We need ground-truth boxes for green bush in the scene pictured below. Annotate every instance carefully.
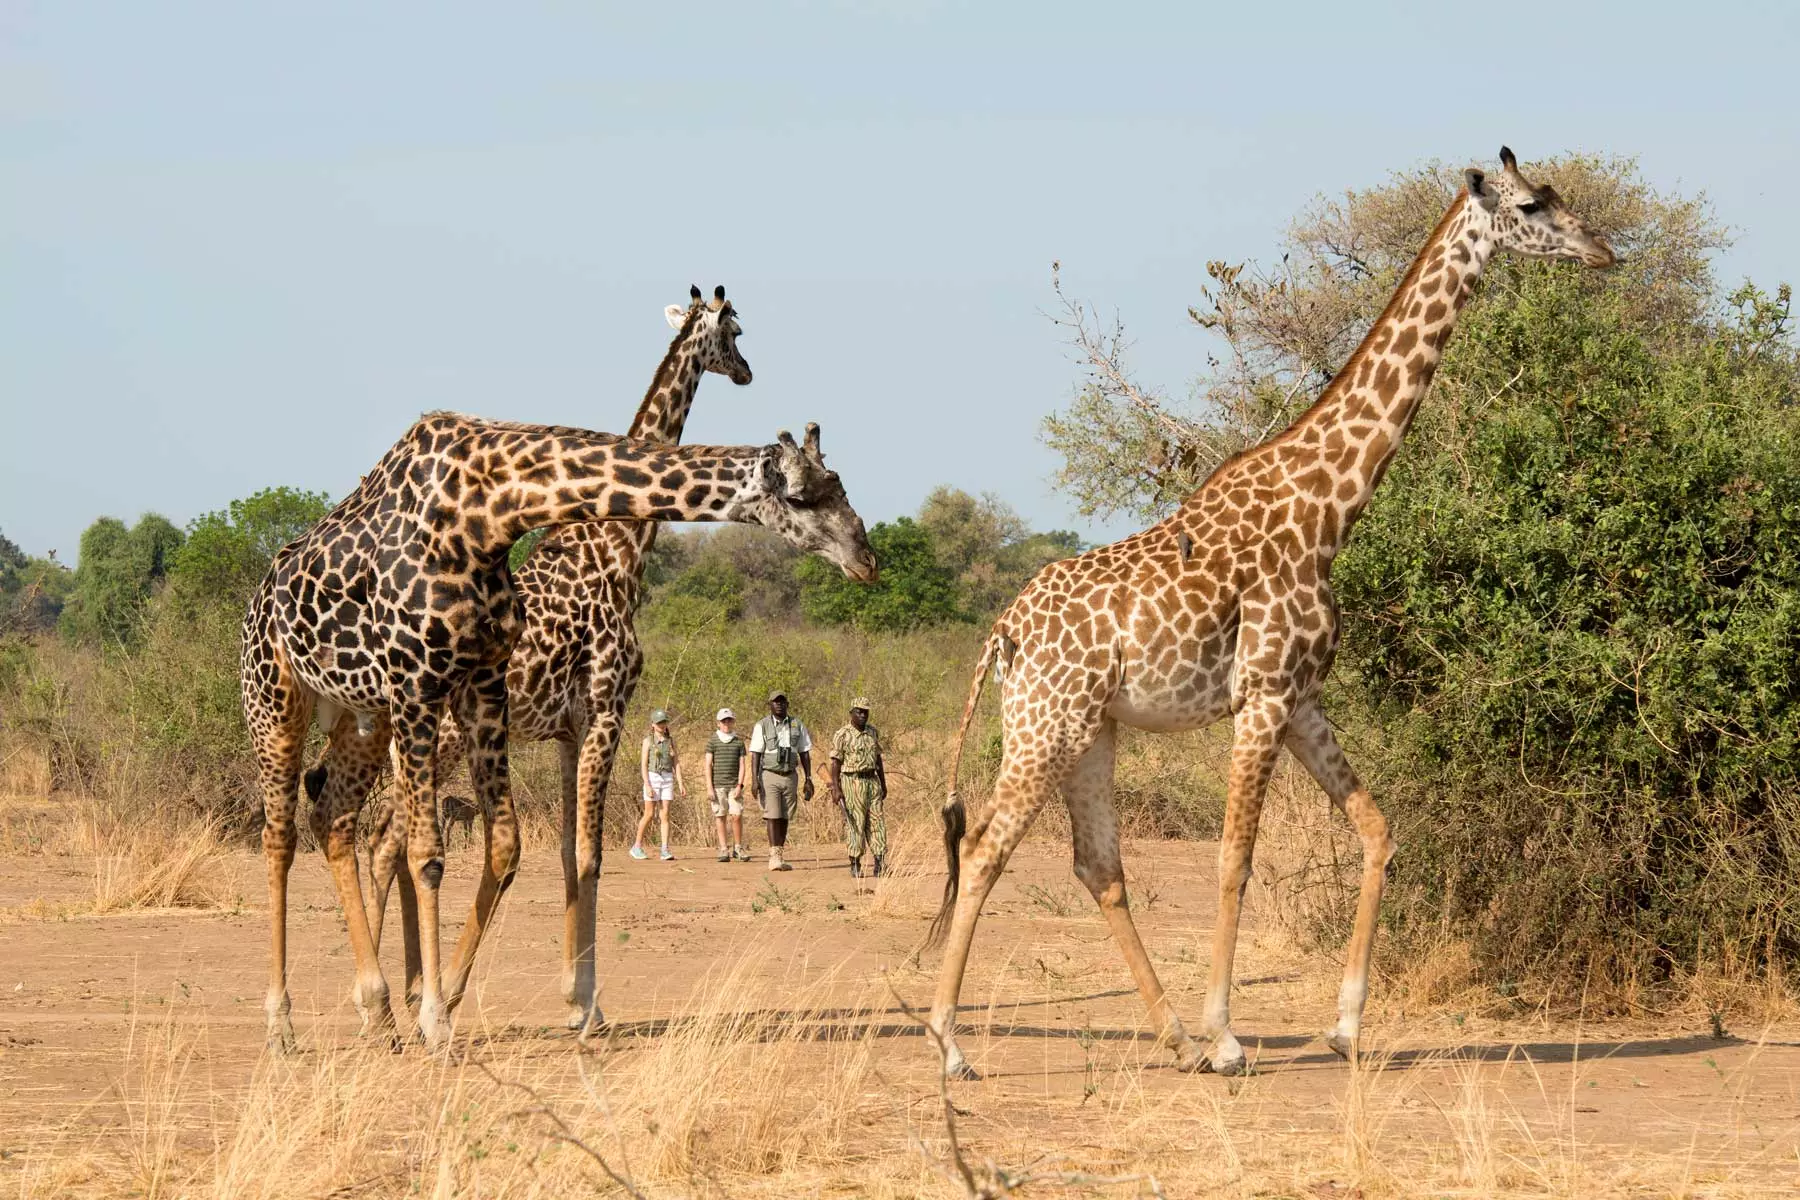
[59,514,184,646]
[799,517,966,631]
[1333,279,1800,982]
[168,487,333,614]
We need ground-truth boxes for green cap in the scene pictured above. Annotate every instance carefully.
[651,709,670,724]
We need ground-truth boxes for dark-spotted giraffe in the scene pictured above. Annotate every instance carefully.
[244,414,876,1052]
[361,284,752,1033]
[927,148,1615,1079]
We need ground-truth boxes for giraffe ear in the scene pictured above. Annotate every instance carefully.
[803,422,821,460]
[1465,168,1498,212]
[665,304,687,330]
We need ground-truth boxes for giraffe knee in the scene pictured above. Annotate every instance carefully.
[1344,790,1396,868]
[1072,859,1125,907]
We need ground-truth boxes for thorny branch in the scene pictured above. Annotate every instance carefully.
[884,976,1165,1199]
[479,1060,652,1200]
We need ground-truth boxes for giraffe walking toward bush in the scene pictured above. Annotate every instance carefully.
[244,412,876,1052]
[363,285,753,1033]
[928,147,1616,1079]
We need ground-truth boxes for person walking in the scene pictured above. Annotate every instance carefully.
[631,710,686,861]
[704,707,752,862]
[828,697,888,878]
[748,690,812,871]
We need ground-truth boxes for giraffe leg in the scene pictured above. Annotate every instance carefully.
[443,663,520,1017]
[928,729,1085,1081]
[566,704,623,1034]
[1200,694,1291,1076]
[317,712,399,1042]
[248,655,311,1054]
[390,701,450,1050]
[1284,702,1394,1064]
[372,720,462,1014]
[1065,721,1205,1072]
[555,736,585,1026]
[364,790,401,954]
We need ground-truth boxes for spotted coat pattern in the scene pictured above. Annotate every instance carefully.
[925,149,1616,1080]
[244,409,877,1052]
[362,286,754,1032]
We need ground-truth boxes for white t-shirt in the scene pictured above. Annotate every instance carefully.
[748,716,811,754]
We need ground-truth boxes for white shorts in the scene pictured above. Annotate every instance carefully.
[644,772,674,804]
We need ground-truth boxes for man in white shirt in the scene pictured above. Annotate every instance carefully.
[748,690,813,872]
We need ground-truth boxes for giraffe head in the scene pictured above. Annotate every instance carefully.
[736,422,879,583]
[663,284,753,386]
[1464,146,1615,268]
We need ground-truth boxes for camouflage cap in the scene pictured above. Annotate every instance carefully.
[849,697,871,712]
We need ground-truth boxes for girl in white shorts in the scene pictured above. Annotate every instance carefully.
[632,710,686,861]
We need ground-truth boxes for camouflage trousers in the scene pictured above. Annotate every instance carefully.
[842,773,887,859]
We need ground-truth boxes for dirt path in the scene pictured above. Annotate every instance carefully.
[2,832,1796,1196]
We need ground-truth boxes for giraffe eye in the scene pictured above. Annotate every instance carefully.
[1517,201,1543,216]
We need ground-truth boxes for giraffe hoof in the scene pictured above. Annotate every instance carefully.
[1205,1050,1248,1076]
[266,1030,298,1056]
[1324,1031,1356,1061]
[943,1055,984,1082]
[1174,1045,1208,1073]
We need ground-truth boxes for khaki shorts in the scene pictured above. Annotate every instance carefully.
[759,770,797,820]
[709,785,744,818]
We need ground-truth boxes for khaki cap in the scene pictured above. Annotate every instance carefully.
[849,697,871,711]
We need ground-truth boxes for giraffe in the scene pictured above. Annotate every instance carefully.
[359,283,753,1033]
[926,148,1615,1079]
[245,413,876,1052]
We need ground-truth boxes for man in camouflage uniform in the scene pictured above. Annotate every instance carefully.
[827,697,888,878]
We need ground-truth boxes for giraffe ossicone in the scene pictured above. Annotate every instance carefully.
[245,394,876,1055]
[927,147,1614,1081]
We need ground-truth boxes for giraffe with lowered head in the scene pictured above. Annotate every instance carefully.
[244,412,876,1052]
[360,284,754,1033]
[927,147,1615,1079]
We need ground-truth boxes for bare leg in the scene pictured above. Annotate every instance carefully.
[658,800,671,853]
[556,737,583,1023]
[928,716,1092,1080]
[1199,694,1291,1076]
[1284,702,1394,1062]
[634,803,654,850]
[389,699,449,1050]
[1065,722,1205,1071]
[247,639,311,1053]
[444,662,522,1016]
[316,712,399,1040]
[566,706,622,1033]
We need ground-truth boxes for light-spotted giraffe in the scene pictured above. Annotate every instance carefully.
[245,414,876,1052]
[927,148,1614,1079]
[360,284,752,1033]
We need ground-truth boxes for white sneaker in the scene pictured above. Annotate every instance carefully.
[628,845,647,860]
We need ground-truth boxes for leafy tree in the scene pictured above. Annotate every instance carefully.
[0,531,72,635]
[168,487,334,613]
[799,517,965,631]
[1040,152,1800,984]
[59,514,185,646]
[918,486,1085,614]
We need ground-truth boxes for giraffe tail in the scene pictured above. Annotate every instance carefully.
[925,631,1005,950]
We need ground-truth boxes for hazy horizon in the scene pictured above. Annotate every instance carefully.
[5,2,1797,561]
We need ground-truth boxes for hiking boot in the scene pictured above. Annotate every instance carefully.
[872,856,886,878]
[717,847,731,863]
[732,845,751,862]
[849,857,863,878]
[769,848,792,872]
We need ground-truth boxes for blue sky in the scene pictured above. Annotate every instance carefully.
[4,1,1797,560]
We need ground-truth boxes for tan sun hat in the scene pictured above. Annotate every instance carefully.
[849,697,871,712]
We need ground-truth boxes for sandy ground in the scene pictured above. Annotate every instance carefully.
[1,824,1797,1196]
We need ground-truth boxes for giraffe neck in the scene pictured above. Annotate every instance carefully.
[422,419,768,557]
[627,336,706,444]
[614,327,708,564]
[1285,191,1495,553]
